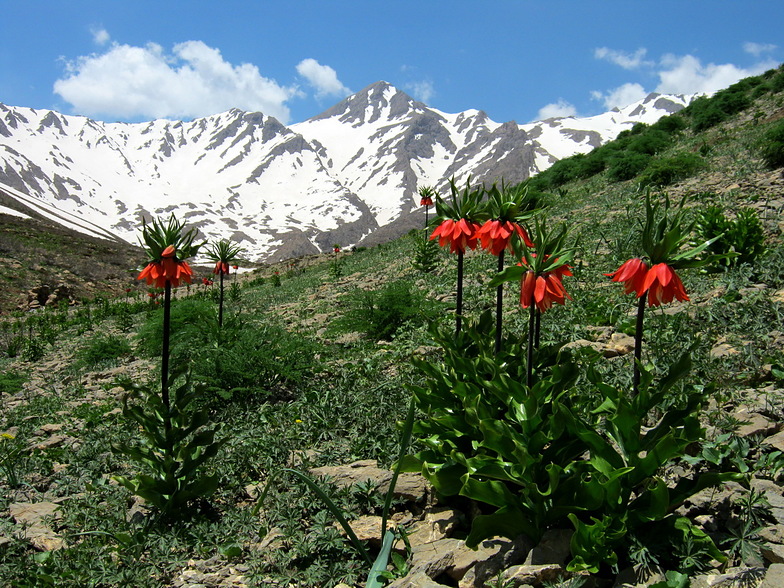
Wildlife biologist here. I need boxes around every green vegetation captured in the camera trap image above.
[1,64,784,585]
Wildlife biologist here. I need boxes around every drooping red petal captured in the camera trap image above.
[520,271,536,308]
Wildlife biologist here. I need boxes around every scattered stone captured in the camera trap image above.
[710,343,740,359]
[378,471,430,502]
[524,528,573,566]
[500,563,566,587]
[733,407,779,438]
[387,571,453,588]
[309,459,393,490]
[759,525,784,545]
[406,507,461,548]
[407,537,464,578]
[457,535,533,588]
[604,332,635,357]
[762,542,784,564]
[759,563,784,588]
[9,501,63,551]
[691,566,765,588]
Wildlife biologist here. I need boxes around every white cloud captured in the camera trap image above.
[655,53,774,95]
[91,28,110,46]
[744,42,777,57]
[54,40,300,122]
[594,47,652,70]
[591,82,648,110]
[405,80,435,103]
[296,58,350,99]
[536,99,577,120]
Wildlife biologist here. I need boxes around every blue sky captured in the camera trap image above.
[1,1,781,125]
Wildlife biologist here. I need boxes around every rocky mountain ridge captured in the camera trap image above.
[0,82,691,262]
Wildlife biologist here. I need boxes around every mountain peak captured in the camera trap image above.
[308,81,423,125]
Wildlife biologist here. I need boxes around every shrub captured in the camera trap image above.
[195,321,322,401]
[638,152,705,187]
[650,114,688,134]
[607,151,652,182]
[77,334,132,367]
[628,130,672,155]
[0,370,26,395]
[332,280,432,341]
[136,298,215,363]
[759,119,784,169]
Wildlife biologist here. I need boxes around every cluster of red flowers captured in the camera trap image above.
[519,260,573,312]
[606,258,689,307]
[431,218,534,257]
[138,245,194,289]
[213,261,230,275]
[420,194,434,207]
[202,277,214,286]
[430,218,482,254]
[475,219,534,257]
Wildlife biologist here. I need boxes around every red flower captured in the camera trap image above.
[333,246,341,253]
[430,218,481,254]
[606,258,649,297]
[520,269,572,313]
[477,219,534,256]
[642,263,690,307]
[232,264,239,270]
[213,261,230,275]
[137,245,194,289]
[420,196,433,207]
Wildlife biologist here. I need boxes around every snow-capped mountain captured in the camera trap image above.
[0,82,691,262]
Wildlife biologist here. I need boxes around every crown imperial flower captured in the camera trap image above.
[430,218,481,254]
[605,258,649,297]
[519,269,572,313]
[477,219,534,257]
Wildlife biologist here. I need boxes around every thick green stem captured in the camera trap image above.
[494,250,505,355]
[633,292,647,397]
[161,281,172,410]
[526,301,536,388]
[456,251,464,336]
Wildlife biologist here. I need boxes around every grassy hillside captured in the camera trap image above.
[1,64,784,586]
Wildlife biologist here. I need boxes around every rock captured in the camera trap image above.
[309,459,393,489]
[710,343,740,359]
[406,507,462,548]
[378,472,430,502]
[561,339,605,354]
[387,571,453,588]
[524,528,573,566]
[344,514,387,543]
[691,567,765,588]
[762,542,784,564]
[604,333,635,357]
[457,535,533,588]
[733,407,778,438]
[762,431,784,453]
[760,563,784,588]
[584,326,613,342]
[759,525,784,544]
[501,564,566,587]
[407,538,464,578]
[9,501,63,551]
